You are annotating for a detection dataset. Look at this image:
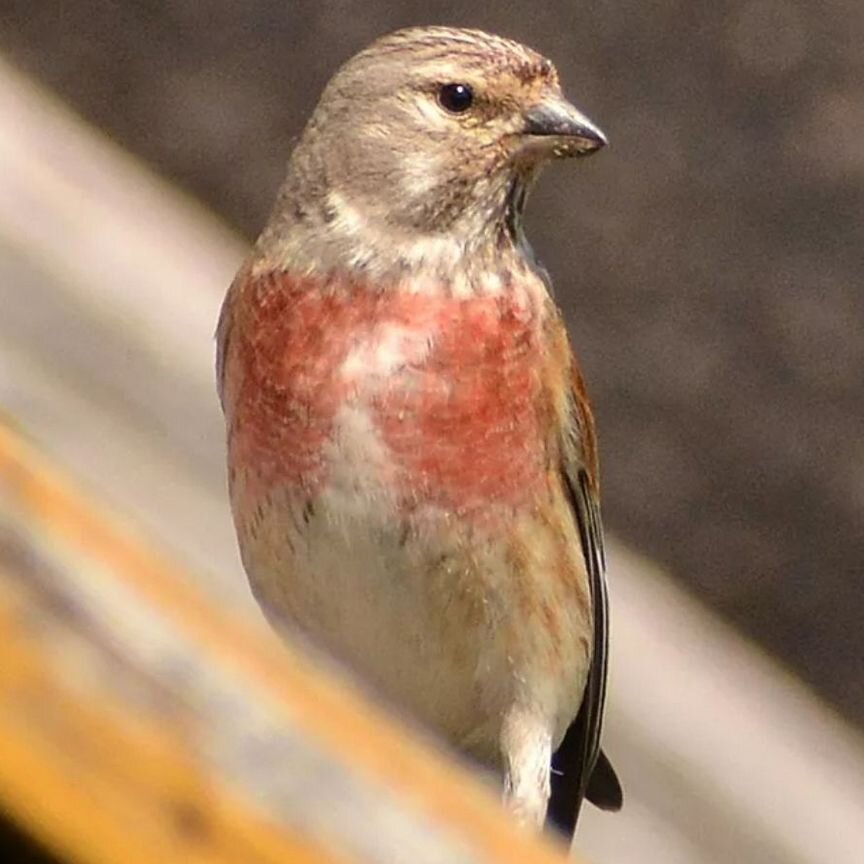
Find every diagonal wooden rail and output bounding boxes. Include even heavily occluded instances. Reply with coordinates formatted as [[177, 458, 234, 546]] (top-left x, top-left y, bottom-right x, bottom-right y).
[[0, 420, 576, 864]]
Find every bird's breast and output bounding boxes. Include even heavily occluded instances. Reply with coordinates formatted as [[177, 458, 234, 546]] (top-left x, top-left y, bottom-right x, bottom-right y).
[[225, 270, 558, 521]]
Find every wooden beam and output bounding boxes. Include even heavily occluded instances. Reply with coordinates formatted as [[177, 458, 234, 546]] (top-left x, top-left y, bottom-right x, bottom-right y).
[[0, 421, 574, 864]]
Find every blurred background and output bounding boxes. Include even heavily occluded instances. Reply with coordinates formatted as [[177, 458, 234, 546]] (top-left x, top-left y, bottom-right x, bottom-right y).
[[0, 1, 862, 862]]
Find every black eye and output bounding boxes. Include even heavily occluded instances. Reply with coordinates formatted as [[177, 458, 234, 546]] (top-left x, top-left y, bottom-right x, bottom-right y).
[[438, 82, 474, 114]]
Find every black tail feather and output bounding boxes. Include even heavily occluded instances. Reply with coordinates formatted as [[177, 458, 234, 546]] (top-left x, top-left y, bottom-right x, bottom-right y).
[[586, 749, 623, 811], [547, 744, 623, 838]]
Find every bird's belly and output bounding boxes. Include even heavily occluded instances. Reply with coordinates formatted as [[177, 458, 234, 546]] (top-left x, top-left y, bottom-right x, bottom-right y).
[[235, 470, 592, 761]]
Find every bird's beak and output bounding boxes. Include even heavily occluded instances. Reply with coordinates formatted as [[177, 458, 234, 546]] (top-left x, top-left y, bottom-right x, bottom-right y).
[[521, 97, 607, 158]]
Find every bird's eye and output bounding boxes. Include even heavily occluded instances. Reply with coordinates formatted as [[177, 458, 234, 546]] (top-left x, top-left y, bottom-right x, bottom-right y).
[[437, 83, 474, 114]]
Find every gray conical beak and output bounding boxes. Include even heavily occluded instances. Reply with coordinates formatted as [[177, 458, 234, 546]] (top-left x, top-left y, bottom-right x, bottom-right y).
[[522, 97, 607, 157]]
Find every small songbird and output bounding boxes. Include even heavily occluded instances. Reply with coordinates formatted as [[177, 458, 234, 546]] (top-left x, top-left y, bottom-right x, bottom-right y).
[[217, 26, 622, 836]]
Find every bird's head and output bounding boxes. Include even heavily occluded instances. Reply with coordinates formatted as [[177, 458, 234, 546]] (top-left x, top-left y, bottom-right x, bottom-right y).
[[261, 26, 606, 278]]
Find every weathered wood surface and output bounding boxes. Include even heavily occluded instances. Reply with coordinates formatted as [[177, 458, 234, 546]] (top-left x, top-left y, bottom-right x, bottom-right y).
[[0, 423, 574, 864]]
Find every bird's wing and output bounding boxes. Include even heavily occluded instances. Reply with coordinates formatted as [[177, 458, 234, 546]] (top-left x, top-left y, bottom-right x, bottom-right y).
[[546, 358, 622, 838], [215, 262, 251, 411]]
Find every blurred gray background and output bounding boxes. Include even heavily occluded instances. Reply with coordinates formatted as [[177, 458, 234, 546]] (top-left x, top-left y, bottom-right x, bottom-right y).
[[2, 0, 859, 726]]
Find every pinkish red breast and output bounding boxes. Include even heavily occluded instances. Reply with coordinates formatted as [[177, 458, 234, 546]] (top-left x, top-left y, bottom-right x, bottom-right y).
[[224, 270, 556, 520]]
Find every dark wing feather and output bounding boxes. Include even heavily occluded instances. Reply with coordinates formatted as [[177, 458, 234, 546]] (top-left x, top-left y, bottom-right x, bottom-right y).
[[546, 369, 622, 838]]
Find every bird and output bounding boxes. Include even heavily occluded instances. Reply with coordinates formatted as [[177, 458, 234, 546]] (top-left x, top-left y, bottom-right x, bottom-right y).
[[216, 25, 622, 837]]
